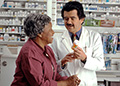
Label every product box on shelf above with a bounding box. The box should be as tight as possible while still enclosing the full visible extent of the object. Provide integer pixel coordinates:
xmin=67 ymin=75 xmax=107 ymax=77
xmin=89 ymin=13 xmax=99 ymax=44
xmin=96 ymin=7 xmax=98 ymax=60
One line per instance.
xmin=117 ymin=33 xmax=120 ymax=51
xmin=57 ymin=18 xmax=64 ymax=26
xmin=100 ymin=20 xmax=115 ymax=27
xmin=84 ymin=19 xmax=100 ymax=27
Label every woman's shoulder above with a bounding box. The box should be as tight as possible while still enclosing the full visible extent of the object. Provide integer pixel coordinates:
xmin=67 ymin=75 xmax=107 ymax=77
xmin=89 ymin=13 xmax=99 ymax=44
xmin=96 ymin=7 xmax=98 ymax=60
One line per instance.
xmin=46 ymin=45 xmax=55 ymax=57
xmin=46 ymin=45 xmax=53 ymax=52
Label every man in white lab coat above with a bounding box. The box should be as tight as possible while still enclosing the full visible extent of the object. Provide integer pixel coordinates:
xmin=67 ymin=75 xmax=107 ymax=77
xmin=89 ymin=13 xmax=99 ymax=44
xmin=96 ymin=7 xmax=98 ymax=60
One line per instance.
xmin=50 ymin=1 xmax=105 ymax=86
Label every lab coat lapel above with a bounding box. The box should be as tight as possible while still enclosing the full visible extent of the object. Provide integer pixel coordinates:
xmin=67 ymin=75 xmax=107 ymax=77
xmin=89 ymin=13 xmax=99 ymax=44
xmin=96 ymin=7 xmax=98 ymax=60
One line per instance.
xmin=61 ymin=30 xmax=73 ymax=53
xmin=79 ymin=27 xmax=89 ymax=50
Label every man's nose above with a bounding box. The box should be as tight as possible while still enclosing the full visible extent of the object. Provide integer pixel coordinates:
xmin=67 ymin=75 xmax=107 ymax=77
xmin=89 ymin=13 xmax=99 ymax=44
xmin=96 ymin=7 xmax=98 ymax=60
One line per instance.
xmin=67 ymin=18 xmax=72 ymax=24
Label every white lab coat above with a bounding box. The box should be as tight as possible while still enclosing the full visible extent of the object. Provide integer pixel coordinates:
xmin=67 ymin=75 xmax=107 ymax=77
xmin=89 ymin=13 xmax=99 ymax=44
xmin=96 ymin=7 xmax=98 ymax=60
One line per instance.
xmin=50 ymin=27 xmax=104 ymax=86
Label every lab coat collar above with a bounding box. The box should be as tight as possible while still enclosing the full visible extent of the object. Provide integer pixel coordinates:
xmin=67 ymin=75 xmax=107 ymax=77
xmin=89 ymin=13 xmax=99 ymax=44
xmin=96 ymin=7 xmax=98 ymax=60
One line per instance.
xmin=79 ymin=27 xmax=89 ymax=48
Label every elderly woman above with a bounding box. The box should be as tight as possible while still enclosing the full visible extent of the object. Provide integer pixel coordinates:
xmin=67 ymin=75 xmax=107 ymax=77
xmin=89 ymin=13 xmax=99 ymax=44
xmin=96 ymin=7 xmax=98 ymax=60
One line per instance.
xmin=11 ymin=13 xmax=80 ymax=86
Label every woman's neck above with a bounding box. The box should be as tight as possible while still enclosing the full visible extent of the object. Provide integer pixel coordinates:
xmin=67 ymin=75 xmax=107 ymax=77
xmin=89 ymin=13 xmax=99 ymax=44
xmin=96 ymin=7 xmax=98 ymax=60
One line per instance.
xmin=33 ymin=37 xmax=45 ymax=49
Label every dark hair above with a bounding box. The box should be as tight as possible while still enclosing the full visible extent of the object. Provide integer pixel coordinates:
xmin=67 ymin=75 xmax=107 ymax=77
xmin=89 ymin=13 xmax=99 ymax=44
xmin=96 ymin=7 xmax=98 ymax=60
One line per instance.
xmin=23 ymin=13 xmax=51 ymax=39
xmin=61 ymin=1 xmax=86 ymax=19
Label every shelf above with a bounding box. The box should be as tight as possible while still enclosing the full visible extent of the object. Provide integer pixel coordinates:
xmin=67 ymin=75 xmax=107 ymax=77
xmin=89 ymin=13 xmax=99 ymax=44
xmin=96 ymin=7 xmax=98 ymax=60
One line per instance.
xmin=56 ymin=16 xmax=118 ymax=20
xmin=0 ymin=32 xmax=25 ymax=35
xmin=0 ymin=41 xmax=25 ymax=45
xmin=54 ymin=26 xmax=120 ymax=31
xmin=97 ymin=70 xmax=120 ymax=73
xmin=84 ymin=10 xmax=120 ymax=13
xmin=1 ymin=7 xmax=47 ymax=11
xmin=0 ymin=52 xmax=3 ymax=56
xmin=52 ymin=25 xmax=120 ymax=34
xmin=57 ymin=9 xmax=120 ymax=14
xmin=81 ymin=2 xmax=120 ymax=5
xmin=0 ymin=15 xmax=26 ymax=18
xmin=104 ymin=53 xmax=120 ymax=58
xmin=52 ymin=25 xmax=120 ymax=32
xmin=84 ymin=26 xmax=120 ymax=33
xmin=97 ymin=77 xmax=120 ymax=82
xmin=57 ymin=1 xmax=66 ymax=3
xmin=84 ymin=26 xmax=120 ymax=29
xmin=0 ymin=25 xmax=23 ymax=26
xmin=84 ymin=10 xmax=107 ymax=13
xmin=52 ymin=25 xmax=65 ymax=33
xmin=57 ymin=1 xmax=120 ymax=5
xmin=109 ymin=11 xmax=120 ymax=13
xmin=57 ymin=9 xmax=62 ymax=12
xmin=5 ymin=0 xmax=47 ymax=3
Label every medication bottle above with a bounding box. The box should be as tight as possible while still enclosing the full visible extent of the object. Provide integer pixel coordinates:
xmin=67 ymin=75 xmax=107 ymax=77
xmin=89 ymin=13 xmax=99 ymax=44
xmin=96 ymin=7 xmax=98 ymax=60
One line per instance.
xmin=117 ymin=61 xmax=120 ymax=70
xmin=20 ymin=34 xmax=25 ymax=41
xmin=4 ymin=33 xmax=9 ymax=41
xmin=105 ymin=57 xmax=111 ymax=70
xmin=0 ymin=27 xmax=2 ymax=32
xmin=72 ymin=40 xmax=79 ymax=49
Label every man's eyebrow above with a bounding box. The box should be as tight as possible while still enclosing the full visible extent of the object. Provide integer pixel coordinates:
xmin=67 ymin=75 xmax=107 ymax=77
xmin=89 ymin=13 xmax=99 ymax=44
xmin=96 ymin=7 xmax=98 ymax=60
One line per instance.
xmin=64 ymin=16 xmax=76 ymax=18
xmin=71 ymin=16 xmax=76 ymax=18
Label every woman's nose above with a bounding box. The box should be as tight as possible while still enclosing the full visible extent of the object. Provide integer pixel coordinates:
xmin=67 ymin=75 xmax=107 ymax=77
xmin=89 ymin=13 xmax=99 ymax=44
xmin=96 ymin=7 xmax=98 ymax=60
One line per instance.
xmin=52 ymin=29 xmax=55 ymax=35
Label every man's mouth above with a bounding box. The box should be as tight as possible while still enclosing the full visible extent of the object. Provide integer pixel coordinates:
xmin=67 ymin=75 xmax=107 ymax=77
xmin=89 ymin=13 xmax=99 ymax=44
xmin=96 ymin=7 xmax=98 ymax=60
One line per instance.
xmin=67 ymin=24 xmax=74 ymax=27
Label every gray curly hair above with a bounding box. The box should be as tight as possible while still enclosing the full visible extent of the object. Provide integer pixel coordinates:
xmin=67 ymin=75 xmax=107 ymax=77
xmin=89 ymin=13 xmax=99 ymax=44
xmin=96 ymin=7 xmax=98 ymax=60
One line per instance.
xmin=23 ymin=13 xmax=51 ymax=39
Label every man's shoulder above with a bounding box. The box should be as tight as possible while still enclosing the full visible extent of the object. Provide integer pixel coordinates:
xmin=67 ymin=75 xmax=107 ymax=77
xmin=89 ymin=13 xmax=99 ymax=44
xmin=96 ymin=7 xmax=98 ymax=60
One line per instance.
xmin=85 ymin=28 xmax=100 ymax=36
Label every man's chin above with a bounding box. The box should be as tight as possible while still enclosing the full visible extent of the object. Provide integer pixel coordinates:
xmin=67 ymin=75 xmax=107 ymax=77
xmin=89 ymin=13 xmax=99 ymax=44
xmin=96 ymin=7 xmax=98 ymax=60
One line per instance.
xmin=66 ymin=26 xmax=73 ymax=29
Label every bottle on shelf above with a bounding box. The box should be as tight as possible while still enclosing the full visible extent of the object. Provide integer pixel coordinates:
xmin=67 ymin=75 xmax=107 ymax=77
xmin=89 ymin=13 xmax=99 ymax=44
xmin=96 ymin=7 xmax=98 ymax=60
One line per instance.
xmin=20 ymin=34 xmax=25 ymax=41
xmin=4 ymin=33 xmax=9 ymax=41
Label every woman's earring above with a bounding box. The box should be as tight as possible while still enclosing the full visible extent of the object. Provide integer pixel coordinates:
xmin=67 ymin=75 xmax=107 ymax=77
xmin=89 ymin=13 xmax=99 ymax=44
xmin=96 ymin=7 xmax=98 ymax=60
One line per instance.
xmin=39 ymin=35 xmax=42 ymax=37
xmin=38 ymin=35 xmax=42 ymax=38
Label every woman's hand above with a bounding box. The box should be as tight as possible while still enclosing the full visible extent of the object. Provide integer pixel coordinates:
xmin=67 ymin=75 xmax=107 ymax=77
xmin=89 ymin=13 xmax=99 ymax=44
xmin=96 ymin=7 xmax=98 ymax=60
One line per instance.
xmin=66 ymin=75 xmax=80 ymax=86
xmin=61 ymin=53 xmax=75 ymax=66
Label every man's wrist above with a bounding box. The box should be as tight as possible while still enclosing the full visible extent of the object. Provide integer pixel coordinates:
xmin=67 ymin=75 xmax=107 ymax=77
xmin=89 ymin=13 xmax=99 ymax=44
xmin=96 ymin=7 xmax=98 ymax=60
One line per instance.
xmin=61 ymin=64 xmax=66 ymax=69
xmin=81 ymin=57 xmax=87 ymax=64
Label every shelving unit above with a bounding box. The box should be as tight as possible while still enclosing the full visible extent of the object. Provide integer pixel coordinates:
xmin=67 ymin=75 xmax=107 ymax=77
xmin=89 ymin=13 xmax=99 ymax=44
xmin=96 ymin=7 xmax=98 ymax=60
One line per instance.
xmin=55 ymin=0 xmax=120 ymax=27
xmin=0 ymin=0 xmax=48 ymax=43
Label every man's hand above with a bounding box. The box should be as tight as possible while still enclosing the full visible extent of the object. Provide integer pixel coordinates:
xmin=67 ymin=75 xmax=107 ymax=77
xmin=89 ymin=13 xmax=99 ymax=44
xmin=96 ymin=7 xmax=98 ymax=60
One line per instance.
xmin=72 ymin=46 xmax=87 ymax=61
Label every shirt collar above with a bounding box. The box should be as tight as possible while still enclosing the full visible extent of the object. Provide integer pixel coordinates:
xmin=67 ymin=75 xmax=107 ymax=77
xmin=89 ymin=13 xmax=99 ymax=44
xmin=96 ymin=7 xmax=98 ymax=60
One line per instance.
xmin=69 ymin=27 xmax=82 ymax=39
xmin=29 ymin=38 xmax=46 ymax=54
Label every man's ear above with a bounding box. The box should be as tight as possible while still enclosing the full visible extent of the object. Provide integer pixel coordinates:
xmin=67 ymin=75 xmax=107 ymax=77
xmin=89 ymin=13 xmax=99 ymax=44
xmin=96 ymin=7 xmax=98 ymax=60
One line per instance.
xmin=80 ymin=18 xmax=85 ymax=25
